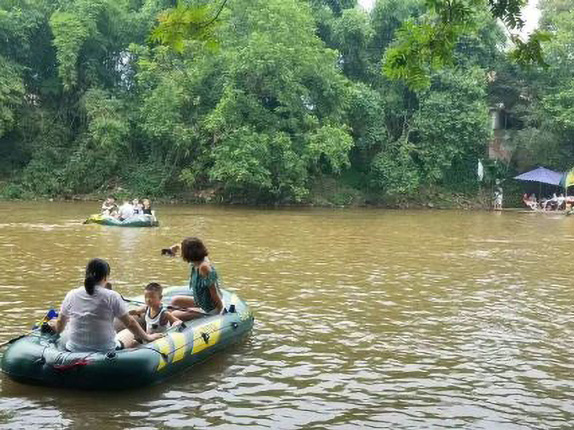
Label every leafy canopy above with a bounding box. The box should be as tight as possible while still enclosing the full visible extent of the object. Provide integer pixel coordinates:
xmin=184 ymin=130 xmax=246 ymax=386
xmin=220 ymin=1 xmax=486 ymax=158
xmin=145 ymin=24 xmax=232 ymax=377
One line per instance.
xmin=383 ymin=0 xmax=550 ymax=90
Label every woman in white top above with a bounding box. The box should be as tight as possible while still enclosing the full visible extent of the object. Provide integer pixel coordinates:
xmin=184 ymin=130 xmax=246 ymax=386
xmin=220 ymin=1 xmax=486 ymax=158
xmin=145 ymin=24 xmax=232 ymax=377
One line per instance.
xmin=118 ymin=201 xmax=135 ymax=221
xmin=53 ymin=258 xmax=162 ymax=352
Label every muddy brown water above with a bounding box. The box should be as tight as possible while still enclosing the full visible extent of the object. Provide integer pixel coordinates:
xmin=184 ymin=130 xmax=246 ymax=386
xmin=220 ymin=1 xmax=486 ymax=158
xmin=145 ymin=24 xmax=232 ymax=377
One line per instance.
xmin=0 ymin=202 xmax=572 ymax=429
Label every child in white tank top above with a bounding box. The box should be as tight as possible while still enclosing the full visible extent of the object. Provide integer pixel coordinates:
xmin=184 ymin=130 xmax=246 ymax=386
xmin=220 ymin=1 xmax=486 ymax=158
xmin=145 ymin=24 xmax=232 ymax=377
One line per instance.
xmin=116 ymin=283 xmax=181 ymax=348
xmin=145 ymin=303 xmax=168 ymax=334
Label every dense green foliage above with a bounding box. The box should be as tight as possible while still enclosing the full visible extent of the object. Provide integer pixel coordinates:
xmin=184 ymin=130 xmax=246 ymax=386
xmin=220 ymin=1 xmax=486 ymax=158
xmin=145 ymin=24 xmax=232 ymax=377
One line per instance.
xmin=383 ymin=0 xmax=550 ymax=90
xmin=501 ymin=0 xmax=574 ymax=174
xmin=0 ymin=0 xmax=566 ymax=205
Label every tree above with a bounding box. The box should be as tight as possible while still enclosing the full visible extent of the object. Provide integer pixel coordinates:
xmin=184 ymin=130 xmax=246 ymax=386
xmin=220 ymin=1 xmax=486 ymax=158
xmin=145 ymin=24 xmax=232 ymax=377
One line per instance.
xmin=310 ymin=0 xmax=357 ymax=16
xmin=331 ymin=8 xmax=374 ymax=81
xmin=200 ymin=0 xmax=353 ymax=201
xmin=0 ymin=0 xmax=559 ymax=206
xmin=383 ymin=0 xmax=550 ymax=90
xmin=505 ymin=1 xmax=574 ymax=173
xmin=0 ymin=58 xmax=24 ymax=139
xmin=411 ymin=68 xmax=490 ymax=184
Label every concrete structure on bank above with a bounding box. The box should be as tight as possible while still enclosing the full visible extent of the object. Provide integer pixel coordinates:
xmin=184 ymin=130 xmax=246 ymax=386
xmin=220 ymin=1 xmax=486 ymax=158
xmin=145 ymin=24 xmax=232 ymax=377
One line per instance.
xmin=488 ymin=103 xmax=512 ymax=163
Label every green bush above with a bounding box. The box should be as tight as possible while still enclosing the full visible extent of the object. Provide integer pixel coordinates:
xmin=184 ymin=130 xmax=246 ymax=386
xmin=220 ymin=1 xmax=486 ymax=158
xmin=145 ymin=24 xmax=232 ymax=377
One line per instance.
xmin=0 ymin=183 xmax=25 ymax=199
xmin=123 ymin=163 xmax=171 ymax=197
xmin=369 ymin=141 xmax=420 ymax=198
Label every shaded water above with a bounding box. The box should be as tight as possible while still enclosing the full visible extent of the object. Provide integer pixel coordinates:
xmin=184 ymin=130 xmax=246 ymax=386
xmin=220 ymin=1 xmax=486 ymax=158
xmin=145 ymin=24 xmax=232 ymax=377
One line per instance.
xmin=0 ymin=202 xmax=573 ymax=429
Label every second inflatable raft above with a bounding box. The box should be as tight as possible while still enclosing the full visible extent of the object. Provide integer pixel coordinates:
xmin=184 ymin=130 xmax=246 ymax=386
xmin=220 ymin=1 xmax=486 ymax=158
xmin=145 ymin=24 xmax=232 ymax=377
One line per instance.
xmin=84 ymin=214 xmax=159 ymax=227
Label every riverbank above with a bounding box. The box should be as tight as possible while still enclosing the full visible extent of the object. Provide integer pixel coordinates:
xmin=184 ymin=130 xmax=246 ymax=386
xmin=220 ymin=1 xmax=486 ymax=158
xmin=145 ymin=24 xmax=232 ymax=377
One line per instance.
xmin=0 ymin=181 xmax=497 ymax=210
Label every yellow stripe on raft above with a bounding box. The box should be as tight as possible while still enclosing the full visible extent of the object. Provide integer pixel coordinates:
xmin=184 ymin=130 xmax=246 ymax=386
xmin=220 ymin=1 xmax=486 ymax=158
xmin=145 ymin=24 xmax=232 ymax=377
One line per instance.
xmin=153 ymin=319 xmax=224 ymax=371
xmin=192 ymin=320 xmax=221 ymax=355
xmin=155 ymin=337 xmax=172 ymax=371
xmin=209 ymin=320 xmax=221 ymax=345
xmin=170 ymin=333 xmax=186 ymax=363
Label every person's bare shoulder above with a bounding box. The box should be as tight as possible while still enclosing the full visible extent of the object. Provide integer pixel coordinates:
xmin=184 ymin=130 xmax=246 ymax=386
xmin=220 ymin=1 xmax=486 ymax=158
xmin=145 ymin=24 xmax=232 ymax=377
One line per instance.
xmin=199 ymin=261 xmax=211 ymax=277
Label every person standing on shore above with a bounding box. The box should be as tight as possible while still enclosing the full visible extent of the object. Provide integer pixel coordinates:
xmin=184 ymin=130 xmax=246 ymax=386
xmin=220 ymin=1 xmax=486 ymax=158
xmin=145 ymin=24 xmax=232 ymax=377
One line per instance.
xmin=493 ymin=180 xmax=503 ymax=210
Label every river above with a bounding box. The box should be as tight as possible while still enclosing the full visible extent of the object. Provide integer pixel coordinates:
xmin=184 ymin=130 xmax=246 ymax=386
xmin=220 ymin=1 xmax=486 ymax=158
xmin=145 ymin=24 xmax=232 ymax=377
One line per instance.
xmin=0 ymin=202 xmax=572 ymax=429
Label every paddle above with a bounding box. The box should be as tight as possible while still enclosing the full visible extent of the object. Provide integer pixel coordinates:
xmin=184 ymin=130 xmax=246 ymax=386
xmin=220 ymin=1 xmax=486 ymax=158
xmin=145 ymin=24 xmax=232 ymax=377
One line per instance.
xmin=0 ymin=309 xmax=58 ymax=349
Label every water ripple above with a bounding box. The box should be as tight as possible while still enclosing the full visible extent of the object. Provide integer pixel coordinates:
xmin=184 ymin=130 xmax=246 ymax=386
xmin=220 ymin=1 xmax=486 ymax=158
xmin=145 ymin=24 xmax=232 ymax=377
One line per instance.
xmin=0 ymin=204 xmax=573 ymax=429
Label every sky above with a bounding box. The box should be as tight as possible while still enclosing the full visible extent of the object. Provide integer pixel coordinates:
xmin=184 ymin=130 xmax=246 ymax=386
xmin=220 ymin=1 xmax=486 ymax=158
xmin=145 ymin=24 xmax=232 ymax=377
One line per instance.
xmin=358 ymin=0 xmax=541 ymax=37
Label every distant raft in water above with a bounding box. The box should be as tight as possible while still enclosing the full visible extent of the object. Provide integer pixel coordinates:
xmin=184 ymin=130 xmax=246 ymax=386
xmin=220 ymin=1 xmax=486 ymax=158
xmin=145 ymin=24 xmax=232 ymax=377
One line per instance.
xmin=83 ymin=213 xmax=159 ymax=227
xmin=1 ymin=287 xmax=254 ymax=390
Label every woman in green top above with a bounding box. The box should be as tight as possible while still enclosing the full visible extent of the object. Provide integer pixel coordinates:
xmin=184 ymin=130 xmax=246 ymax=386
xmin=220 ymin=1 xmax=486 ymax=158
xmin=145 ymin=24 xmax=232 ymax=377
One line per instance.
xmin=170 ymin=237 xmax=224 ymax=321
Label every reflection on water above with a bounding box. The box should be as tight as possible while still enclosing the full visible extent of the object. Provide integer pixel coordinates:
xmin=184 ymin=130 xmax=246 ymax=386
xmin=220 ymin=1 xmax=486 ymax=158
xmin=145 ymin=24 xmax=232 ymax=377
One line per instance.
xmin=0 ymin=202 xmax=573 ymax=429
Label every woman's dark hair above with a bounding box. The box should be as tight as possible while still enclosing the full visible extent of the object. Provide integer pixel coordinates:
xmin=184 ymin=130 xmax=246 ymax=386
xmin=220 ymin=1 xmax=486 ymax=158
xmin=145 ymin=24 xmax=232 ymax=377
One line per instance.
xmin=181 ymin=237 xmax=208 ymax=263
xmin=84 ymin=258 xmax=111 ymax=295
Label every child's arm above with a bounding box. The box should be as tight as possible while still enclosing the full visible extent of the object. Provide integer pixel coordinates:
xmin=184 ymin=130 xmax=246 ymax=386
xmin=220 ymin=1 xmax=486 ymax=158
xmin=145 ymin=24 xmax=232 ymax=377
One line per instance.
xmin=118 ymin=314 xmax=162 ymax=343
xmin=129 ymin=305 xmax=146 ymax=317
xmin=165 ymin=311 xmax=182 ymax=326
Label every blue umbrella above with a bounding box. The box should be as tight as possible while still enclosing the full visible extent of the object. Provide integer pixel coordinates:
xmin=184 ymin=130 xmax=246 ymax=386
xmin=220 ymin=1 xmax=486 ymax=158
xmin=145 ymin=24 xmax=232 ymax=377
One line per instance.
xmin=514 ymin=167 xmax=564 ymax=186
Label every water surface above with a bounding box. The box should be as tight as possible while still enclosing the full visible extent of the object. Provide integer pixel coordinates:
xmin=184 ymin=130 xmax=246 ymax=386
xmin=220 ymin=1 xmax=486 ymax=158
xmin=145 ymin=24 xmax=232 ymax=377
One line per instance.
xmin=0 ymin=202 xmax=572 ymax=429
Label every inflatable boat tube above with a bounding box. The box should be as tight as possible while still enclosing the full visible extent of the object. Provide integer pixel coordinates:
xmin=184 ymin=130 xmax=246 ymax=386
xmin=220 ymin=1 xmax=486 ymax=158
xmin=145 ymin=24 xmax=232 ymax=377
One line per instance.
xmin=1 ymin=287 xmax=253 ymax=390
xmin=84 ymin=214 xmax=159 ymax=227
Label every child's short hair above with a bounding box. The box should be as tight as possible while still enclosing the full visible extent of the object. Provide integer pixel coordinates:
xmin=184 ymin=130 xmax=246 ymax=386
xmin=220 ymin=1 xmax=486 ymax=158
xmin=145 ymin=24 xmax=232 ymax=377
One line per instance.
xmin=145 ymin=282 xmax=162 ymax=295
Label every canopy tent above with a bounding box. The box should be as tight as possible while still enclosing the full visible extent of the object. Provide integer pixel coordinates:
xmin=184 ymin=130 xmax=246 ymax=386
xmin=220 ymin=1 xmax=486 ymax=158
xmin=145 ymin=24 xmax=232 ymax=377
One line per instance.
xmin=514 ymin=167 xmax=564 ymax=186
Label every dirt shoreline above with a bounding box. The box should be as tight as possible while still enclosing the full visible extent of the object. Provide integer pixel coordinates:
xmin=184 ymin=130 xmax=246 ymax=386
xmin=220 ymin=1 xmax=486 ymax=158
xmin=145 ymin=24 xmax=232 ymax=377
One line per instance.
xmin=0 ymin=193 xmax=500 ymax=210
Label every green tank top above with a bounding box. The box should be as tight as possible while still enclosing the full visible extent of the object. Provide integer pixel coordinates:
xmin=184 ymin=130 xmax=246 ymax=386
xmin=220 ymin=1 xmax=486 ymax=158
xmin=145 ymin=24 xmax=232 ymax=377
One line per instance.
xmin=190 ymin=263 xmax=219 ymax=312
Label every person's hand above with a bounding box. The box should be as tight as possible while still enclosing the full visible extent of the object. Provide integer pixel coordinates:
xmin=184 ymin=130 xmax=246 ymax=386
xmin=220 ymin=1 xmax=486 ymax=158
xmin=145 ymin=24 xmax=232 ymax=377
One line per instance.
xmin=172 ymin=319 xmax=183 ymax=327
xmin=146 ymin=332 xmax=164 ymax=342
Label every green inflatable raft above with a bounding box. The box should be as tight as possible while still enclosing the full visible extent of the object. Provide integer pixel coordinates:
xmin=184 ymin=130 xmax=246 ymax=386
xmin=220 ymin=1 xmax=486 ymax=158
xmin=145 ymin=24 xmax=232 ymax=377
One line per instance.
xmin=1 ymin=287 xmax=254 ymax=390
xmin=83 ymin=213 xmax=159 ymax=227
